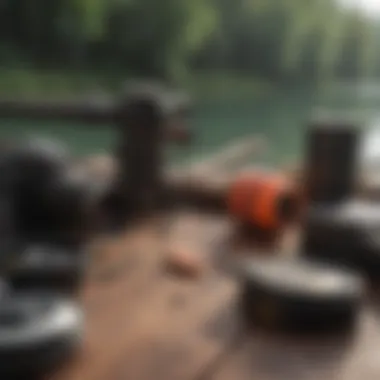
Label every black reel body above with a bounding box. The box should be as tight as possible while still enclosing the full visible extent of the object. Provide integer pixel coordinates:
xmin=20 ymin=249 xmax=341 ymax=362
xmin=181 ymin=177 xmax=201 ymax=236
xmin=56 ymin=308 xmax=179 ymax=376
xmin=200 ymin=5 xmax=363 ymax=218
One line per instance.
xmin=0 ymin=137 xmax=94 ymax=248
xmin=0 ymin=289 xmax=83 ymax=377
xmin=302 ymin=200 xmax=380 ymax=278
xmin=240 ymin=258 xmax=363 ymax=334
xmin=8 ymin=245 xmax=87 ymax=295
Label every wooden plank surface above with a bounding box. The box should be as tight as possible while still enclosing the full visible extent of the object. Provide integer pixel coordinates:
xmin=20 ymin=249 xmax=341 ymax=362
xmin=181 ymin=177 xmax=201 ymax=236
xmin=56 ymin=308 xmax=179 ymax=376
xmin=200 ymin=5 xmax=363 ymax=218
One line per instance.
xmin=49 ymin=212 xmax=380 ymax=380
xmin=51 ymin=221 xmax=167 ymax=380
xmin=50 ymin=213 xmax=242 ymax=380
xmin=209 ymin=229 xmax=380 ymax=380
xmin=210 ymin=307 xmax=380 ymax=380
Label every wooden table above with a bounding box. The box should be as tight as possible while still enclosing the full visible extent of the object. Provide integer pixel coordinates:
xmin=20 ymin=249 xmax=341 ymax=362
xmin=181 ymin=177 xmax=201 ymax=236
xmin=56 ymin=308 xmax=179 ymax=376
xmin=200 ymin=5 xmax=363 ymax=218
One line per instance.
xmin=50 ymin=212 xmax=380 ymax=380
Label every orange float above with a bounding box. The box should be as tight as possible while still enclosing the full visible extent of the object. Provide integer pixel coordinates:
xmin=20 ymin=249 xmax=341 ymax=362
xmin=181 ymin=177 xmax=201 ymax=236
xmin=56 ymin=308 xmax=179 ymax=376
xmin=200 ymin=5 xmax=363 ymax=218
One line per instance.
xmin=227 ymin=171 xmax=299 ymax=231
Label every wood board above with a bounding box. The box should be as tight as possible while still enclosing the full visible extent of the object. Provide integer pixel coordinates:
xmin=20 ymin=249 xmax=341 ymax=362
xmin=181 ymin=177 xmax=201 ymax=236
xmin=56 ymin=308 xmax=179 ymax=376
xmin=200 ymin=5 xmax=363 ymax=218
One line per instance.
xmin=48 ymin=211 xmax=380 ymax=380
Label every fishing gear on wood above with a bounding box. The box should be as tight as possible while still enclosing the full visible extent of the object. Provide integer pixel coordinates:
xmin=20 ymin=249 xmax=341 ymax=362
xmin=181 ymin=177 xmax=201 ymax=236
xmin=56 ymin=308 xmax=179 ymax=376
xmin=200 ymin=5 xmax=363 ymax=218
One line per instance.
xmin=301 ymin=121 xmax=380 ymax=279
xmin=239 ymin=257 xmax=363 ymax=333
xmin=8 ymin=245 xmax=87 ymax=294
xmin=0 ymin=137 xmax=92 ymax=246
xmin=227 ymin=172 xmax=299 ymax=231
xmin=303 ymin=201 xmax=380 ymax=278
xmin=0 ymin=290 xmax=83 ymax=377
xmin=0 ymin=82 xmax=380 ymax=379
xmin=0 ymin=84 xmax=196 ymax=380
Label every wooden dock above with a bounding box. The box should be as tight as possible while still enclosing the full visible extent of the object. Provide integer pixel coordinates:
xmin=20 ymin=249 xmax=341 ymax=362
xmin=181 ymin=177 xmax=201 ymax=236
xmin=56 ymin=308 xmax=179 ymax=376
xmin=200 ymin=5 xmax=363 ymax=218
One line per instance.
xmin=49 ymin=211 xmax=380 ymax=380
xmin=1 ymin=84 xmax=380 ymax=380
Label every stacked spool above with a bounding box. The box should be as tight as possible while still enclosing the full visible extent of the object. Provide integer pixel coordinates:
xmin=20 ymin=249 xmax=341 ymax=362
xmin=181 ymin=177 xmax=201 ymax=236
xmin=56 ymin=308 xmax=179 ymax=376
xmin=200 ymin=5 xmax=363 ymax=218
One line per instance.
xmin=0 ymin=290 xmax=83 ymax=377
xmin=301 ymin=120 xmax=380 ymax=278
xmin=303 ymin=201 xmax=380 ymax=277
xmin=239 ymin=258 xmax=363 ymax=333
xmin=0 ymin=137 xmax=92 ymax=294
xmin=0 ymin=137 xmax=87 ymax=377
xmin=239 ymin=120 xmax=370 ymax=334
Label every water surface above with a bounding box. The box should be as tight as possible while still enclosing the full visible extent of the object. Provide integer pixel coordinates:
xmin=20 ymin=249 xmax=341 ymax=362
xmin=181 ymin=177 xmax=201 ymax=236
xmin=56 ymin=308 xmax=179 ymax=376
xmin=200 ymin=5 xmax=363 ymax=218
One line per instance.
xmin=0 ymin=84 xmax=379 ymax=167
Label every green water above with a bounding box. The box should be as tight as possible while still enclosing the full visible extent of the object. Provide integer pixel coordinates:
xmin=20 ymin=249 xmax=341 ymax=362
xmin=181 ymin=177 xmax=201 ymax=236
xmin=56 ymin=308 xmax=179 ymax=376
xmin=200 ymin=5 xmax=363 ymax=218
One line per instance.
xmin=0 ymin=84 xmax=378 ymax=166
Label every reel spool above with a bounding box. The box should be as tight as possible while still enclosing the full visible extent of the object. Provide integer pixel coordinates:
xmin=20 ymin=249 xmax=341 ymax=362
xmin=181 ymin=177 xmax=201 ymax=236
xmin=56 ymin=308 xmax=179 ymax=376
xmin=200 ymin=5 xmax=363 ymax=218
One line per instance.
xmin=239 ymin=257 xmax=364 ymax=334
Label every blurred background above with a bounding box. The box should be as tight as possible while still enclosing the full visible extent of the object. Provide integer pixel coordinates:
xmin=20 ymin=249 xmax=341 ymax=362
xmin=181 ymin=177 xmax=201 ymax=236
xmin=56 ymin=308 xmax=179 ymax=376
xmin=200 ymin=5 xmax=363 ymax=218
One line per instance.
xmin=0 ymin=0 xmax=378 ymax=164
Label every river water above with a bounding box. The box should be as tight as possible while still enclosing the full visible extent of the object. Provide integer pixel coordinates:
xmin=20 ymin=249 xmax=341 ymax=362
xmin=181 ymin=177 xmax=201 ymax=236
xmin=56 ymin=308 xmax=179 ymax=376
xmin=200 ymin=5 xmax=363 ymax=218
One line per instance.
xmin=1 ymin=83 xmax=380 ymax=168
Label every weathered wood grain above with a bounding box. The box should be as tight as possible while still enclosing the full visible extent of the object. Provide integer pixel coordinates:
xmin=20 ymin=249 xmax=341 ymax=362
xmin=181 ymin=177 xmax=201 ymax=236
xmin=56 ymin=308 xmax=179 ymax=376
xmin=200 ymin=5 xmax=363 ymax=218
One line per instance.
xmin=49 ymin=211 xmax=380 ymax=380
xmin=210 ymin=307 xmax=380 ymax=380
xmin=49 ymin=214 xmax=240 ymax=380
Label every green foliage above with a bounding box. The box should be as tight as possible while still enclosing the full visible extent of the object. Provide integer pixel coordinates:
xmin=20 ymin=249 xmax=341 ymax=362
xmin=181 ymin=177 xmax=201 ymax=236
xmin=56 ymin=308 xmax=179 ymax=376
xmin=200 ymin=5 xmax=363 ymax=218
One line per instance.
xmin=0 ymin=0 xmax=378 ymax=82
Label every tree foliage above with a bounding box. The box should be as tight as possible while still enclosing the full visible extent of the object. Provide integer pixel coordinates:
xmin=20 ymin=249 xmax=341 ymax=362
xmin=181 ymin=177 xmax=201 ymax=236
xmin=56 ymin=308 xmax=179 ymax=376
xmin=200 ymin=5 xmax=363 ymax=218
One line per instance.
xmin=0 ymin=0 xmax=378 ymax=81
